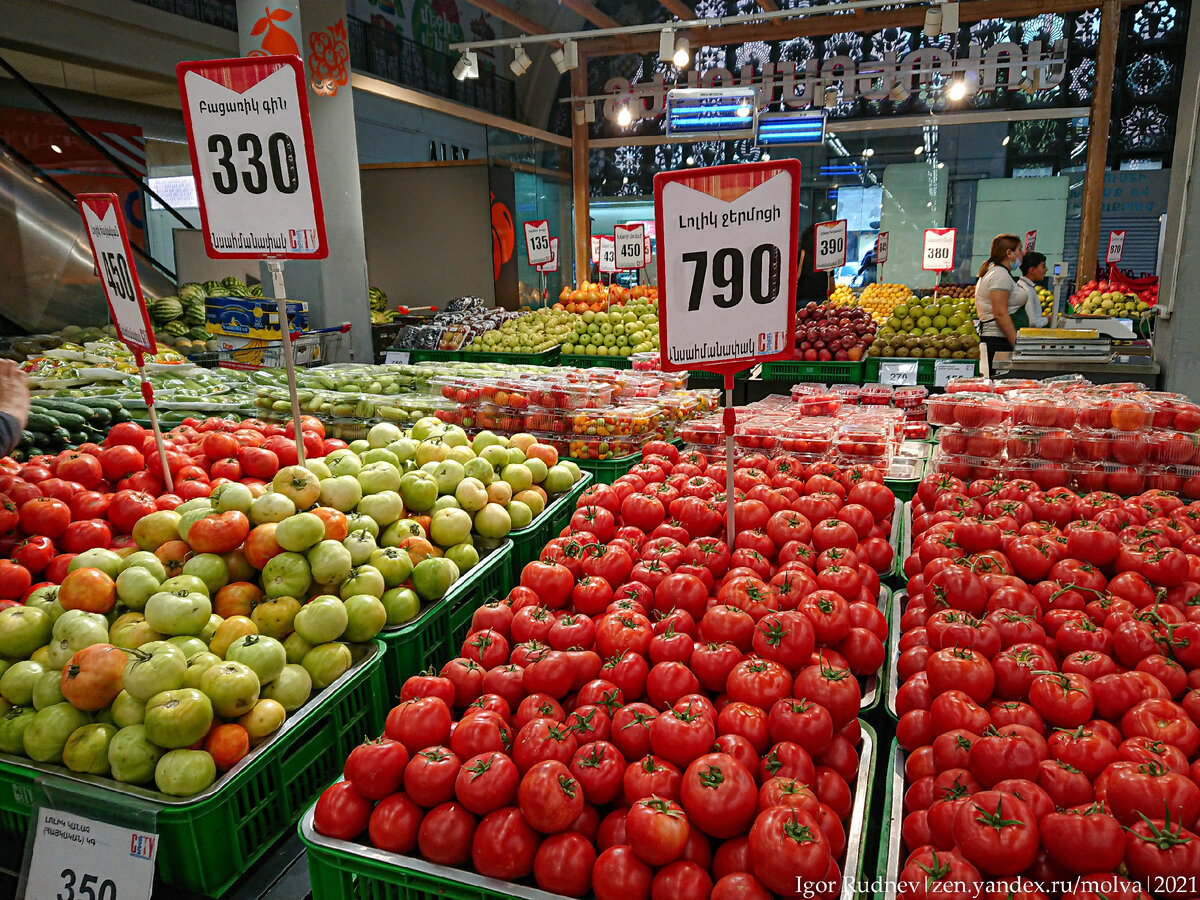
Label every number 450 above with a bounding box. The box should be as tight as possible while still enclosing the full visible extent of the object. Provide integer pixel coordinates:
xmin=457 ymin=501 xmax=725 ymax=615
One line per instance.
xmin=682 ymin=244 xmax=781 ymax=310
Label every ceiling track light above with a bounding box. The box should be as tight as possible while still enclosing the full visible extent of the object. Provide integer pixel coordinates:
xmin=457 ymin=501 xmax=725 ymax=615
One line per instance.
xmin=509 ymin=43 xmax=531 ymax=77
xmin=824 ymin=85 xmax=839 ymax=108
xmin=659 ymin=27 xmax=674 ymax=64
xmin=551 ymin=39 xmax=578 ymax=74
xmin=453 ymin=50 xmax=478 ymax=81
xmin=616 ymin=104 xmax=633 ymax=127
xmin=1018 ymin=70 xmax=1040 ymax=95
xmin=889 ymin=79 xmax=909 ymax=102
xmin=673 ymin=36 xmax=690 ymax=68
xmin=923 ymin=5 xmax=942 ymax=38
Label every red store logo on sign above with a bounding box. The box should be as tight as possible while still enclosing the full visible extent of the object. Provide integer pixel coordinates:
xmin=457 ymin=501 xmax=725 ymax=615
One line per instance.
xmin=308 ymin=19 xmax=350 ymax=96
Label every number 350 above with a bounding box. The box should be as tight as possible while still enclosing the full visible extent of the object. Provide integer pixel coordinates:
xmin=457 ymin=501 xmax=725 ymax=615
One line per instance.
xmin=682 ymin=244 xmax=781 ymax=311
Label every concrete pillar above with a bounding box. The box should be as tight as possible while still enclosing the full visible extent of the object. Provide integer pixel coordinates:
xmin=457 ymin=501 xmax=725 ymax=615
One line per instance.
xmin=236 ymin=0 xmax=372 ymax=362
xmin=1153 ymin=5 xmax=1200 ymax=396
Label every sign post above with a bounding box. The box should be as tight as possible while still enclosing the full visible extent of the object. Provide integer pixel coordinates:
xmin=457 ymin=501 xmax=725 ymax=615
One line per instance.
xmin=615 ymin=223 xmax=646 ymax=271
xmin=76 ymin=193 xmax=174 ymax=492
xmin=813 ymin=219 xmax=848 ymax=272
xmin=523 ymin=220 xmax=552 ymax=267
xmin=177 ymin=54 xmax=328 ymax=466
xmin=1106 ymin=230 xmax=1126 ymax=264
xmin=655 ymin=160 xmax=800 ymax=547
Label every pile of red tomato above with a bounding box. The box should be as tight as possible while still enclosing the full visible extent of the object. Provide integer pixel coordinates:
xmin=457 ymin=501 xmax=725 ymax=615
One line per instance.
xmin=893 ymin=472 xmax=1200 ymax=898
xmin=313 ymin=442 xmax=900 ymax=899
xmin=0 ymin=416 xmax=338 ymax=602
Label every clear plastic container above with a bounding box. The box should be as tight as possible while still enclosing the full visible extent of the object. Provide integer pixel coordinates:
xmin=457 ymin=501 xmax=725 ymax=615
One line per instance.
xmin=1006 ymin=390 xmax=1078 ymax=428
xmin=1004 ymin=426 xmax=1074 ymax=462
xmin=793 ymin=391 xmax=843 ymax=417
xmin=779 ymin=419 xmax=837 ymax=455
xmin=944 ymin=376 xmax=993 ymax=394
xmin=525 ymin=380 xmax=616 ymax=411
xmin=892 ymin=386 xmax=929 ymax=410
xmin=991 ymin=378 xmax=1042 ymax=395
xmin=1147 ymin=430 xmax=1198 ymax=465
xmin=938 ymin=424 xmax=1008 ymax=459
xmin=678 ymin=417 xmax=724 ymax=447
xmin=831 ymin=384 xmax=862 ymax=404
xmin=1142 ymin=393 xmax=1200 ymax=431
xmin=930 ymin=450 xmax=1003 ymax=482
xmin=859 ymin=384 xmax=894 ymax=406
xmin=790 ymin=383 xmax=829 ymax=399
xmin=902 ymin=420 xmax=931 ymax=440
xmin=835 ymin=422 xmax=891 ymax=461
xmin=1003 ymin=458 xmax=1073 ymax=490
xmin=1069 ymin=461 xmax=1147 ymax=496
xmin=1074 ymin=391 xmax=1153 ymax=432
xmin=928 ymin=393 xmax=1011 ymax=427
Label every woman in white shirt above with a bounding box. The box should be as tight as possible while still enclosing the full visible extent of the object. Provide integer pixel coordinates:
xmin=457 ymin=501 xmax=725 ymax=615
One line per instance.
xmin=1017 ymin=251 xmax=1050 ymax=328
xmin=974 ymin=234 xmax=1023 ymax=373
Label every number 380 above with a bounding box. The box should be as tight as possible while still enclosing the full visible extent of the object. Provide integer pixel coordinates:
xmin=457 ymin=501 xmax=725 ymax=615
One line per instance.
xmin=682 ymin=244 xmax=781 ymax=311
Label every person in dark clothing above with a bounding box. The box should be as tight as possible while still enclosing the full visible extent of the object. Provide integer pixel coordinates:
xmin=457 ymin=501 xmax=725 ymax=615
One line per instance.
xmin=0 ymin=361 xmax=29 ymax=455
xmin=796 ymin=223 xmax=834 ymax=306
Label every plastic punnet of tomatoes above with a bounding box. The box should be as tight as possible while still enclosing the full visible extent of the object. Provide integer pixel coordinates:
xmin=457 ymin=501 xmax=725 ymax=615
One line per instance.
xmin=888 ymin=474 xmax=1200 ymax=900
xmin=943 ymin=376 xmax=995 ymax=394
xmin=1007 ymin=390 xmax=1079 ymax=429
xmin=311 ymin=444 xmax=902 ymax=898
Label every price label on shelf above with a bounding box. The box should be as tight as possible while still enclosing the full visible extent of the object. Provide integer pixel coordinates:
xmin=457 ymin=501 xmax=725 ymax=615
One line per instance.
xmin=922 ymin=228 xmax=956 ymax=272
xmin=177 ymin=55 xmax=327 ymax=260
xmin=537 ymin=237 xmax=559 ymax=273
xmin=934 ymin=359 xmax=976 ymax=387
xmin=813 ymin=219 xmax=847 ymax=271
xmin=23 ymin=808 xmax=157 ymax=900
xmin=383 ymin=350 xmax=411 ymax=364
xmin=590 ymin=235 xmax=600 ymax=263
xmin=654 ymin=160 xmax=800 ymax=372
xmin=598 ymin=236 xmax=617 ymax=273
xmin=76 ymin=193 xmax=155 ymax=353
xmin=877 ymin=231 xmax=889 ymax=264
xmin=523 ymin=219 xmax=552 ymax=266
xmin=1106 ymin=229 xmax=1126 ymax=264
xmin=615 ymin=223 xmax=645 ymax=269
xmin=1024 ymin=230 xmax=1037 ymax=253
xmin=879 ymin=361 xmax=919 ymax=386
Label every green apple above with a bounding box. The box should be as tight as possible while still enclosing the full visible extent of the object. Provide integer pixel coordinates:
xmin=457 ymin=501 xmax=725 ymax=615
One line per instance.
xmin=361 ymin=448 xmax=399 ymax=468
xmin=480 ymin=444 xmax=510 ymax=470
xmin=380 ymin=587 xmax=419 ymax=626
xmin=343 ymin=530 xmax=378 ymax=566
xmin=308 ymin=540 xmax=353 ymax=585
xmin=357 ymin=490 xmax=404 ymax=527
xmin=474 ymin=503 xmax=511 ymax=539
xmin=455 ymin=477 xmax=488 ymax=513
xmin=430 ymin=508 xmax=473 ymax=548
xmin=250 ymin=492 xmax=295 ymax=525
xmin=369 ymin=547 xmax=413 ymax=587
xmin=399 ymin=472 xmax=438 ymax=513
xmin=502 ymin=464 xmax=533 ymax=493
xmin=444 ymin=543 xmax=479 ymax=573
xmin=324 ymin=448 xmax=362 ymax=478
xmin=367 ymin=422 xmax=403 ymax=448
xmin=340 ymin=565 xmax=386 ymax=600
xmin=212 ymin=482 xmax=253 ymax=514
xmin=357 ymin=462 xmax=401 ymax=495
xmin=507 ymin=499 xmax=533 ymax=530
xmin=260 ymin=552 xmax=312 ymax=599
xmin=275 ymin=512 xmax=327 ymax=552
xmin=345 ymin=513 xmax=379 ymax=539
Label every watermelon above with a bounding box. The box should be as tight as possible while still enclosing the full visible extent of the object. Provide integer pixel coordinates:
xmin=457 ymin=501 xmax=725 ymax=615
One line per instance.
xmin=203 ymin=280 xmax=228 ymax=297
xmin=249 ymin=283 xmax=264 ymax=298
xmin=151 ymin=296 xmax=183 ymax=324
xmin=164 ymin=320 xmax=188 ymax=337
xmin=188 ymin=326 xmax=209 ymax=341
xmin=178 ymin=283 xmax=206 ymax=306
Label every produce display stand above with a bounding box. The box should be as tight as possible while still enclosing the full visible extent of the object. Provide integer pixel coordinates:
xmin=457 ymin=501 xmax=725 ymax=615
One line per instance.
xmin=298 ymin=723 xmax=879 ymax=900
xmin=377 ymin=541 xmax=514 ymax=696
xmin=759 ymin=359 xmax=865 ymax=384
xmin=404 ymin=347 xmax=561 ymax=366
xmin=873 ymin=738 xmax=907 ymax=900
xmin=507 ymin=472 xmax=593 ymax=583
xmin=560 ymin=353 xmax=632 ymax=369
xmin=0 ymin=641 xmax=387 ymax=898
xmin=885 ymin=590 xmax=907 ymax=721
xmin=568 ymin=450 xmax=641 ymax=482
xmin=884 ymin=455 xmax=925 ymax=504
xmin=863 ymin=356 xmax=980 ymax=385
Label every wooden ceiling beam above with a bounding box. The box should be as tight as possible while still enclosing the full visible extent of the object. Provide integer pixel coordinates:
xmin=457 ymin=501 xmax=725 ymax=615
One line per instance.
xmin=757 ymin=0 xmax=780 ymax=11
xmin=658 ymin=0 xmax=696 ymax=20
xmin=560 ymin=0 xmax=622 ymax=29
xmin=458 ymin=0 xmax=549 ymax=34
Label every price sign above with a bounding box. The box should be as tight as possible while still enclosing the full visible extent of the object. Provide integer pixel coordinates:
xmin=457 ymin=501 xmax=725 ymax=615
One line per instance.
xmin=1024 ymin=230 xmax=1037 ymax=253
xmin=598 ymin=236 xmax=617 ymax=273
xmin=383 ymin=350 xmax=411 ymax=364
xmin=934 ymin=359 xmax=977 ymax=387
xmin=644 ymin=234 xmax=652 ymax=261
xmin=523 ymin=220 xmax=552 ymax=266
xmin=879 ymin=361 xmax=919 ymax=386
xmin=615 ymin=223 xmax=646 ymax=270
xmin=654 ymin=160 xmax=799 ymax=372
xmin=177 ymin=55 xmax=327 ymax=259
xmin=813 ymin=219 xmax=847 ymax=271
xmin=590 ymin=236 xmax=600 ymax=263
xmin=1106 ymin=230 xmax=1126 ymax=264
xmin=76 ymin=194 xmax=155 ymax=353
xmin=922 ymin=228 xmax=956 ymax=272
xmin=23 ymin=807 xmax=157 ymax=900
xmin=537 ymin=237 xmax=559 ymax=273
xmin=877 ymin=231 xmax=889 ymax=264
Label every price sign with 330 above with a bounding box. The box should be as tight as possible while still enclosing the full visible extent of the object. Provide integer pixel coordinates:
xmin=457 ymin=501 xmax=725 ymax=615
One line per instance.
xmin=177 ymin=55 xmax=326 ymax=259
xmin=654 ymin=160 xmax=799 ymax=371
xmin=76 ymin=194 xmax=155 ymax=354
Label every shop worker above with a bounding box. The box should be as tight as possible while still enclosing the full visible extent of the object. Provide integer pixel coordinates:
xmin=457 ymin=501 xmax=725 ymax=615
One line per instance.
xmin=0 ymin=360 xmax=30 ymax=455
xmin=1017 ymin=251 xmax=1050 ymax=328
xmin=975 ymin=233 xmax=1023 ymax=373
xmin=796 ymin=222 xmax=834 ymax=308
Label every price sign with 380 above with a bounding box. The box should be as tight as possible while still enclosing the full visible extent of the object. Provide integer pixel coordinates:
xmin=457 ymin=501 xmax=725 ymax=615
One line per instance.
xmin=654 ymin=160 xmax=800 ymax=371
xmin=178 ymin=55 xmax=327 ymax=260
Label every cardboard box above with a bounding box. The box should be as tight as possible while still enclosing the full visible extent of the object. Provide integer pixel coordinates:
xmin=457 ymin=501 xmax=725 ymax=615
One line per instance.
xmin=206 ymin=296 xmax=309 ymax=339
xmin=213 ymin=333 xmax=322 ymax=369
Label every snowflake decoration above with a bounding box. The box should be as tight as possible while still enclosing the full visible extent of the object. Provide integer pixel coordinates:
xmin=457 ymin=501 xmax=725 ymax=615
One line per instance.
xmin=1068 ymin=59 xmax=1095 ymax=104
xmin=1127 ymin=54 xmax=1175 ymax=99
xmin=735 ymin=41 xmax=771 ymax=72
xmin=1069 ymin=119 xmax=1090 ymax=162
xmin=778 ymin=36 xmax=817 ymax=71
xmin=1073 ymin=9 xmax=1101 ymax=48
xmin=589 ymin=152 xmax=608 ymax=180
xmin=779 ymin=0 xmax=812 ymax=8
xmin=694 ymin=0 xmax=727 ymax=18
xmin=693 ymin=141 xmax=727 ymax=166
xmin=1121 ymin=106 xmax=1170 ymax=151
xmin=655 ymin=144 xmax=685 ymax=171
xmin=1022 ymin=14 xmax=1064 ymax=44
xmin=1133 ymin=1 xmax=1179 ymax=41
xmin=734 ymin=0 xmax=760 ymax=14
xmin=1014 ymin=120 xmax=1058 ymax=155
xmin=614 ymin=146 xmax=642 ymax=177
xmin=969 ymin=18 xmax=1013 ymax=51
xmin=696 ymin=45 xmax=729 ymax=72
xmin=916 ymin=32 xmax=954 ymax=53
xmin=730 ymin=140 xmax=766 ymax=164
xmin=869 ymin=28 xmax=912 ymax=58
xmin=822 ymin=32 xmax=864 ymax=62
xmin=617 ymin=180 xmax=641 ymax=196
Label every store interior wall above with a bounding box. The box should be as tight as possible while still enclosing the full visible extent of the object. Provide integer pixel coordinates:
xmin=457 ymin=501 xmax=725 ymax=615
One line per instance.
xmin=971 ymin=178 xmax=1069 ymax=274
xmin=880 ymin=163 xmax=949 ymax=289
xmin=353 ymin=89 xmax=488 ymax=164
xmin=359 ymin=165 xmax=497 ymax=308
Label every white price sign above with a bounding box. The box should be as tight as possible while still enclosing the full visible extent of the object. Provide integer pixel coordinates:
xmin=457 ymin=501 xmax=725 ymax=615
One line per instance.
xmin=1024 ymin=230 xmax=1037 ymax=253
xmin=879 ymin=360 xmax=919 ymax=385
xmin=537 ymin=237 xmax=559 ymax=273
xmin=1106 ymin=229 xmax=1126 ymax=264
xmin=877 ymin=231 xmax=889 ymax=264
xmin=76 ymin=194 xmax=155 ymax=353
xmin=523 ymin=219 xmax=552 ymax=266
xmin=644 ymin=234 xmax=652 ymax=262
xmin=383 ymin=350 xmax=410 ymax=364
xmin=654 ymin=160 xmax=800 ymax=371
xmin=615 ymin=223 xmax=646 ymax=270
xmin=934 ymin=359 xmax=977 ymax=386
xmin=590 ymin=236 xmax=600 ymax=263
xmin=598 ymin=236 xmax=617 ymax=273
xmin=922 ymin=228 xmax=956 ymax=272
xmin=813 ymin=219 xmax=847 ymax=271
xmin=23 ymin=808 xmax=157 ymax=900
xmin=177 ymin=55 xmax=327 ymax=259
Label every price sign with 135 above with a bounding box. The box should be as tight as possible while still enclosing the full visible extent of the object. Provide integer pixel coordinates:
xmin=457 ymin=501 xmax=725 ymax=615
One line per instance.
xmin=522 ymin=220 xmax=552 ymax=266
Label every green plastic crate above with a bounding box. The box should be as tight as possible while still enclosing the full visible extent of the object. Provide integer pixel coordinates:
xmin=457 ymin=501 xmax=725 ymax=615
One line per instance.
xmin=405 ymin=347 xmax=560 ymax=366
xmin=378 ymin=541 xmax=513 ymax=697
xmin=874 ymin=738 xmax=906 ymax=900
xmin=299 ymin=722 xmax=879 ymax=900
xmin=862 ymin=356 xmax=980 ymax=386
xmin=759 ymin=360 xmax=864 ymax=384
xmin=0 ymin=641 xmax=387 ymax=898
xmin=569 ymin=451 xmax=640 ymax=483
xmin=508 ymin=472 xmax=592 ymax=584
xmin=560 ymin=354 xmax=632 ymax=369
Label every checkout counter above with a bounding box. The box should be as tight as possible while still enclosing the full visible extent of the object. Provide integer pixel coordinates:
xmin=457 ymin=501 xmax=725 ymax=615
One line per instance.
xmin=991 ymin=315 xmax=1161 ymax=388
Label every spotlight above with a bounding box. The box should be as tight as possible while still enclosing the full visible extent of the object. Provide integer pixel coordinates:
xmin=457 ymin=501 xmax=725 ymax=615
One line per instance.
xmin=923 ymin=4 xmax=942 ymax=38
xmin=1002 ymin=135 xmax=1011 ymax=146
xmin=685 ymin=155 xmax=695 ymax=165
xmin=50 ymin=144 xmax=62 ymax=154
xmin=509 ymin=44 xmax=531 ymax=77
xmin=762 ymin=152 xmax=771 ymax=161
xmin=617 ymin=105 xmax=633 ymax=127
xmin=914 ymin=145 xmax=924 ymax=155
xmin=937 ymin=161 xmax=945 ymax=169
xmin=735 ymin=102 xmax=752 ymax=118
xmin=622 ymin=176 xmax=629 ymax=184
xmin=1018 ymin=70 xmax=1040 ymax=95
xmin=824 ymin=85 xmax=839 ymax=107
xmin=552 ymin=40 xmax=578 ymax=73
xmin=659 ymin=28 xmax=674 ymax=65
xmin=453 ymin=50 xmax=478 ymax=81
xmin=863 ymin=148 xmax=875 ymax=157
xmin=673 ymin=37 xmax=690 ymax=68
xmin=947 ymin=78 xmax=967 ymax=101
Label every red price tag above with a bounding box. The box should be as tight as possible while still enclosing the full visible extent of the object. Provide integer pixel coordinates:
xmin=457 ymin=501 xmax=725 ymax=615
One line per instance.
xmin=523 ymin=220 xmax=552 ymax=266
xmin=77 ymin=194 xmax=155 ymax=354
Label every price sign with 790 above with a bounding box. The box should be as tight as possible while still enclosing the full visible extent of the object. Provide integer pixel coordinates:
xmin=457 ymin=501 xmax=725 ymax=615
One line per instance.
xmin=681 ymin=243 xmax=782 ymax=310
xmin=206 ymin=132 xmax=298 ymax=195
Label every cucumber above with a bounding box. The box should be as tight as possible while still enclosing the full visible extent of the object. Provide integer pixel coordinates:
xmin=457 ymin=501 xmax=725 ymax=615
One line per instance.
xmin=25 ymin=411 xmax=58 ymax=433
xmin=34 ymin=398 xmax=109 ymax=427
xmin=37 ymin=410 xmax=88 ymax=433
xmin=81 ymin=397 xmax=129 ymax=423
xmin=68 ymin=430 xmax=89 ymax=446
xmin=49 ymin=427 xmax=71 ymax=448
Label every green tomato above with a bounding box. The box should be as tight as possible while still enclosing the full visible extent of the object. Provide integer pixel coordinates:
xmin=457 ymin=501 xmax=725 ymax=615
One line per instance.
xmin=293 ymin=596 xmax=348 ymax=645
xmin=31 ymin=670 xmax=66 ymax=711
xmin=24 ymin=702 xmax=92 ymax=763
xmin=308 ymin=540 xmax=353 ymax=586
xmin=0 ymin=707 xmax=36 ymax=754
xmin=369 ymin=547 xmax=413 ymax=587
xmin=144 ymin=590 xmax=212 ymax=637
xmin=143 ymin=688 xmax=213 ymax=749
xmin=343 ymin=530 xmax=378 ymax=567
xmin=283 ymin=632 xmax=313 ymax=665
xmin=182 ymin=651 xmax=222 ymax=690
xmin=159 ymin=574 xmax=210 ymax=597
xmin=380 ymin=587 xmax=420 ymax=626
xmin=63 ymin=723 xmax=118 ymax=775
xmin=68 ymin=549 xmax=122 ymax=579
xmin=0 ymin=660 xmax=45 ymax=706
xmin=108 ymin=724 xmax=166 ymax=784
xmin=123 ymin=641 xmax=187 ymax=702
xmin=473 ymin=503 xmax=512 ymax=540
xmin=342 ymin=595 xmax=386 ymax=642
xmin=249 ymin=492 xmax=295 ymax=525
xmin=262 ymin=664 xmax=312 ymax=712
xmin=111 ymin=691 xmax=146 ymax=727
xmin=182 ymin=553 xmax=230 ymax=594
xmin=301 ymin=642 xmax=353 ymax=689
xmin=345 ymin=514 xmax=379 ymax=540
xmin=115 ymin=566 xmax=161 ymax=612
xmin=275 ymin=513 xmax=327 ymax=553
xmin=411 ymin=557 xmax=460 ymax=602
xmin=0 ymin=606 xmax=52 ymax=659
xmin=199 ymin=662 xmax=260 ymax=718
xmin=340 ymin=566 xmax=385 ymax=600
xmin=167 ymin=635 xmax=208 ymax=658
xmin=261 ymin=552 xmax=313 ymax=599
xmin=430 ymin=508 xmax=473 ymax=549
xmin=444 ymin=542 xmax=480 ymax=574
xmin=226 ymin=634 xmax=286 ymax=685
xmin=155 ymin=749 xmax=216 ymax=797
xmin=23 ymin=585 xmax=59 ymax=617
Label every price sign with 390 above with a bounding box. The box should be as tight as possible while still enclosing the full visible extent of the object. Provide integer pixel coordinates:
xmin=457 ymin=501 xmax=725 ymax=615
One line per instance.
xmin=654 ymin=160 xmax=799 ymax=371
xmin=177 ymin=55 xmax=327 ymax=260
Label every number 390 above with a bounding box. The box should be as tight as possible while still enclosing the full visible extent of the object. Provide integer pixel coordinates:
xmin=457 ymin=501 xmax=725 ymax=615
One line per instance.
xmin=682 ymin=244 xmax=781 ymax=311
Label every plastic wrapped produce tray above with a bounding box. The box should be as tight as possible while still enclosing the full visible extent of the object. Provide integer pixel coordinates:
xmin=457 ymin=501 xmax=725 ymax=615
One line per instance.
xmin=0 ymin=640 xmax=387 ymax=897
